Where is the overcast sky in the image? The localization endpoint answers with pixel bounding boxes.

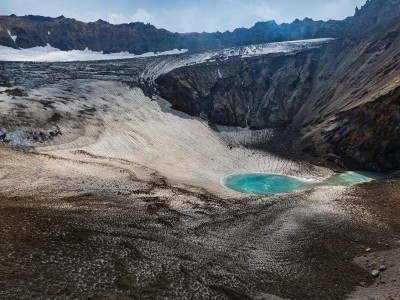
[0,0,367,33]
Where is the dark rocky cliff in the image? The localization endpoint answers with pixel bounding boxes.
[0,16,182,54]
[156,50,319,128]
[0,15,338,53]
[0,0,398,171]
[155,3,400,171]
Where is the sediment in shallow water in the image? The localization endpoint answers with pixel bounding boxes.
[222,171,384,195]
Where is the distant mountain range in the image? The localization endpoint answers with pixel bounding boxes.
[0,0,399,54]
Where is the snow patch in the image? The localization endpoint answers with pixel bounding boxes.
[222,38,333,57]
[2,129,35,148]
[142,38,334,80]
[0,44,188,62]
[48,31,50,35]
[7,30,17,43]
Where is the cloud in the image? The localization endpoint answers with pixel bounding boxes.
[223,0,278,20]
[305,0,366,21]
[231,1,278,28]
[0,0,367,32]
[150,1,279,33]
[107,8,155,25]
[251,3,278,20]
[131,8,155,23]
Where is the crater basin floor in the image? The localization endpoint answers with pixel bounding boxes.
[0,78,399,299]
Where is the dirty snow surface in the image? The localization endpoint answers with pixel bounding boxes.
[0,38,332,63]
[0,44,188,62]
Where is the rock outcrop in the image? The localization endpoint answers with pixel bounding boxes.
[155,2,400,171]
[0,0,399,171]
[0,16,182,54]
[156,50,318,128]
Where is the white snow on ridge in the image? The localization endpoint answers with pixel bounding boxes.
[7,30,17,43]
[0,44,188,62]
[0,38,333,64]
[221,38,334,57]
[141,38,334,80]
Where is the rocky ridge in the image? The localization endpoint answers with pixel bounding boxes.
[0,0,399,54]
[155,1,400,171]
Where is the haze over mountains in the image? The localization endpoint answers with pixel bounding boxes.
[0,0,399,54]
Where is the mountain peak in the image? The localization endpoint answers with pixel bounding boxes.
[0,0,399,54]
[96,19,109,24]
[354,0,400,23]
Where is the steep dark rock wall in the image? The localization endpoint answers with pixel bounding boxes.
[156,50,318,128]
[298,18,400,171]
[0,16,182,54]
[320,87,400,170]
[155,15,400,171]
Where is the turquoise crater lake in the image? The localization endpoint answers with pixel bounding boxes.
[222,172,384,195]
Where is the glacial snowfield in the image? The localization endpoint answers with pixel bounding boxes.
[0,37,336,198]
[142,38,334,79]
[0,44,188,62]
[0,79,331,197]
